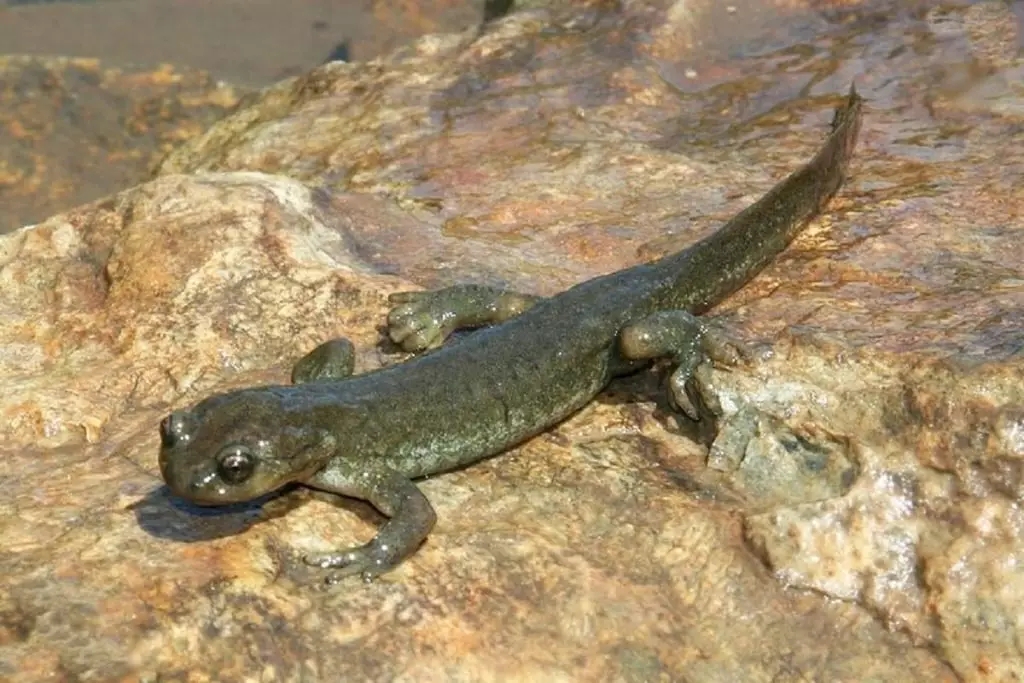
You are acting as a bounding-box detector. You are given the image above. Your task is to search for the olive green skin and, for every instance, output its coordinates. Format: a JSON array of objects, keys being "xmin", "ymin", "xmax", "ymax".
[{"xmin": 159, "ymin": 89, "xmax": 863, "ymax": 580}]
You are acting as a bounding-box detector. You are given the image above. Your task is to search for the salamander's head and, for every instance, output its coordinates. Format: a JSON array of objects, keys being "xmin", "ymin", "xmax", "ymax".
[{"xmin": 158, "ymin": 389, "xmax": 337, "ymax": 505}]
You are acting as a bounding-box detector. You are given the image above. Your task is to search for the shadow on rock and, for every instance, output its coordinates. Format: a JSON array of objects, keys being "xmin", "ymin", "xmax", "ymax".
[{"xmin": 131, "ymin": 484, "xmax": 296, "ymax": 543}]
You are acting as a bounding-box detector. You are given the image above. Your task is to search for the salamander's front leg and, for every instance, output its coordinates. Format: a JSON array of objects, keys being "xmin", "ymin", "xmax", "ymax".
[
  {"xmin": 387, "ymin": 285, "xmax": 540, "ymax": 352},
  {"xmin": 619, "ymin": 311, "xmax": 742, "ymax": 420},
  {"xmin": 292, "ymin": 338, "xmax": 356, "ymax": 383},
  {"xmin": 303, "ymin": 465, "xmax": 437, "ymax": 582}
]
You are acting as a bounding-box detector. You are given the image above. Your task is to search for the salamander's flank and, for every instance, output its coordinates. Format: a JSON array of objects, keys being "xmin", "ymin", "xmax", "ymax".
[{"xmin": 159, "ymin": 88, "xmax": 863, "ymax": 582}]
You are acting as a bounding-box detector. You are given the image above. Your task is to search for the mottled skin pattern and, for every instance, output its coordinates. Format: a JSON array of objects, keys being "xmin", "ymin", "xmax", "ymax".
[{"xmin": 159, "ymin": 89, "xmax": 863, "ymax": 581}]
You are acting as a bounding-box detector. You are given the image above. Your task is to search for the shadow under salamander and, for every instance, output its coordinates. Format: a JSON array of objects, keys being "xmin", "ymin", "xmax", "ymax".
[
  {"xmin": 134, "ymin": 482, "xmax": 384, "ymax": 544},
  {"xmin": 132, "ymin": 485, "xmax": 295, "ymax": 543}
]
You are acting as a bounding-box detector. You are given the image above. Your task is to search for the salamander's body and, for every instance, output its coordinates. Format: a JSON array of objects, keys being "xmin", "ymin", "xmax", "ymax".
[{"xmin": 159, "ymin": 89, "xmax": 863, "ymax": 580}]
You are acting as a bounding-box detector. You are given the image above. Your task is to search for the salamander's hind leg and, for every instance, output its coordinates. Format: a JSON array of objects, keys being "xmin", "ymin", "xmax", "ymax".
[
  {"xmin": 619, "ymin": 311, "xmax": 743, "ymax": 420},
  {"xmin": 292, "ymin": 338, "xmax": 356, "ymax": 383},
  {"xmin": 387, "ymin": 285, "xmax": 540, "ymax": 352}
]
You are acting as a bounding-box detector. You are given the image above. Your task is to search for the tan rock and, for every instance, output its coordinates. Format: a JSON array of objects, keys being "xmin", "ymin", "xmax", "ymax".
[{"xmin": 2, "ymin": 0, "xmax": 1021, "ymax": 680}]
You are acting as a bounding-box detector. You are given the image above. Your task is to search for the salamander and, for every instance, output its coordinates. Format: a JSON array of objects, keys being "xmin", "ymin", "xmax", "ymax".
[{"xmin": 159, "ymin": 88, "xmax": 863, "ymax": 580}]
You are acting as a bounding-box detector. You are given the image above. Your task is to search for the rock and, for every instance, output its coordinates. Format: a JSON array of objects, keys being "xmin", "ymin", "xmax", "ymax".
[
  {"xmin": 2, "ymin": 0, "xmax": 1021, "ymax": 680},
  {"xmin": 321, "ymin": 41, "xmax": 351, "ymax": 64},
  {"xmin": 0, "ymin": 56, "xmax": 246, "ymax": 236}
]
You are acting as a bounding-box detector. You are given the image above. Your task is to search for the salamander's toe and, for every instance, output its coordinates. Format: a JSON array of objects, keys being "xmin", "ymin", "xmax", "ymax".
[
  {"xmin": 305, "ymin": 544, "xmax": 396, "ymax": 584},
  {"xmin": 699, "ymin": 320, "xmax": 749, "ymax": 368},
  {"xmin": 385, "ymin": 289, "xmax": 462, "ymax": 352},
  {"xmin": 386, "ymin": 307, "xmax": 448, "ymax": 351}
]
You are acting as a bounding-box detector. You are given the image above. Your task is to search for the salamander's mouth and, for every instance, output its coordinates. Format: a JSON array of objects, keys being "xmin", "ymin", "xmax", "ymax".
[
  {"xmin": 179, "ymin": 496, "xmax": 225, "ymax": 507},
  {"xmin": 158, "ymin": 448, "xmax": 180, "ymax": 491}
]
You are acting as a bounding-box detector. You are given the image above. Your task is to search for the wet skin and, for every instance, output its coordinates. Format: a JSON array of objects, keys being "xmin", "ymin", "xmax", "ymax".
[{"xmin": 159, "ymin": 88, "xmax": 863, "ymax": 581}]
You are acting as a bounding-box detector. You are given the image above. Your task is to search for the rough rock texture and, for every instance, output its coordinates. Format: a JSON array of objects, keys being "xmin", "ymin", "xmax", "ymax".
[
  {"xmin": 0, "ymin": 56, "xmax": 246, "ymax": 235},
  {"xmin": 1, "ymin": 0, "xmax": 1022, "ymax": 681}
]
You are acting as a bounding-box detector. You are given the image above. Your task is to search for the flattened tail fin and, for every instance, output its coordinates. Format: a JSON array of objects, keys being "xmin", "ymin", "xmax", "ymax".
[
  {"xmin": 816, "ymin": 83, "xmax": 864, "ymax": 205},
  {"xmin": 834, "ymin": 83, "xmax": 863, "ymax": 133}
]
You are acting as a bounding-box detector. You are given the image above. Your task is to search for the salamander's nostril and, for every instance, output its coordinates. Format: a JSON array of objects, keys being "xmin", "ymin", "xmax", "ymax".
[{"xmin": 160, "ymin": 411, "xmax": 195, "ymax": 448}]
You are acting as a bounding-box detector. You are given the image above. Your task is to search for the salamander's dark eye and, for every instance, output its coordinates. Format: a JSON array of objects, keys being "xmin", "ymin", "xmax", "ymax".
[
  {"xmin": 216, "ymin": 445, "xmax": 255, "ymax": 484},
  {"xmin": 160, "ymin": 412, "xmax": 195, "ymax": 448}
]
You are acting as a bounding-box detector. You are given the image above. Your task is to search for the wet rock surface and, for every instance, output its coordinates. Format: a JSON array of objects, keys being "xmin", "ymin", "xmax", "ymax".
[
  {"xmin": 0, "ymin": 56, "xmax": 245, "ymax": 236},
  {"xmin": 0, "ymin": 0, "xmax": 493, "ymax": 85},
  {"xmin": 1, "ymin": 0, "xmax": 1022, "ymax": 680}
]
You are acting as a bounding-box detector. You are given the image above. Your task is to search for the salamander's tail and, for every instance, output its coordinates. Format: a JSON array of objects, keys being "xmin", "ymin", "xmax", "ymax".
[
  {"xmin": 816, "ymin": 84, "xmax": 863, "ymax": 201},
  {"xmin": 661, "ymin": 85, "xmax": 864, "ymax": 313}
]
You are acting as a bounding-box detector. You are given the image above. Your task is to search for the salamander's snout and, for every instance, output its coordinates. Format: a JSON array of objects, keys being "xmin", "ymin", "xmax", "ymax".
[
  {"xmin": 159, "ymin": 410, "xmax": 201, "ymax": 499},
  {"xmin": 160, "ymin": 411, "xmax": 196, "ymax": 449}
]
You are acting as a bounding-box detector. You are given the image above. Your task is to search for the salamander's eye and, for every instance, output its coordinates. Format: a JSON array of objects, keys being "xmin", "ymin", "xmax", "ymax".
[
  {"xmin": 216, "ymin": 445, "xmax": 256, "ymax": 484},
  {"xmin": 160, "ymin": 412, "xmax": 195, "ymax": 448}
]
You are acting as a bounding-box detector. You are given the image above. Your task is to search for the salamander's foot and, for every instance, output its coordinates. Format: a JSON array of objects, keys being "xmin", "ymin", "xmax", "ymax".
[
  {"xmin": 304, "ymin": 541, "xmax": 399, "ymax": 583},
  {"xmin": 386, "ymin": 285, "xmax": 540, "ymax": 352},
  {"xmin": 666, "ymin": 323, "xmax": 744, "ymax": 419},
  {"xmin": 386, "ymin": 290, "xmax": 457, "ymax": 352},
  {"xmin": 292, "ymin": 338, "xmax": 356, "ymax": 383},
  {"xmin": 619, "ymin": 311, "xmax": 745, "ymax": 420}
]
